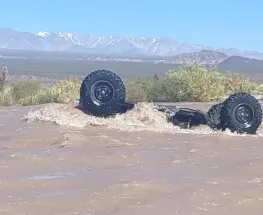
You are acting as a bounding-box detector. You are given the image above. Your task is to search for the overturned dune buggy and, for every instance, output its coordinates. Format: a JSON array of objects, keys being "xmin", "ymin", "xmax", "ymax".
[{"xmin": 78, "ymin": 69, "xmax": 263, "ymax": 134}]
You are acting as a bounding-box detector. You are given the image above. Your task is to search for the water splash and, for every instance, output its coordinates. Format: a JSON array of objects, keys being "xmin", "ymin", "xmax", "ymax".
[{"xmin": 22, "ymin": 103, "xmax": 263, "ymax": 138}]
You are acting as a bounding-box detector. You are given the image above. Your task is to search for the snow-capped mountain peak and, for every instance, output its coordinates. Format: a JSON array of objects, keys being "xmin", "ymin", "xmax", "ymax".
[
  {"xmin": 36, "ymin": 31, "xmax": 50, "ymax": 37},
  {"xmin": 0, "ymin": 28, "xmax": 262, "ymax": 59},
  {"xmin": 34, "ymin": 31, "xmax": 202, "ymax": 55}
]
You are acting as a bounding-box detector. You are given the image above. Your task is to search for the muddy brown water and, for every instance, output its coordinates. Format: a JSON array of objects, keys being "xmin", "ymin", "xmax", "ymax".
[{"xmin": 1, "ymin": 101, "xmax": 263, "ymax": 215}]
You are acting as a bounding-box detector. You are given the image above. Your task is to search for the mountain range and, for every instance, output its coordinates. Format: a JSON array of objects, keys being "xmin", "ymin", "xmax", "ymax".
[{"xmin": 1, "ymin": 28, "xmax": 263, "ymax": 61}]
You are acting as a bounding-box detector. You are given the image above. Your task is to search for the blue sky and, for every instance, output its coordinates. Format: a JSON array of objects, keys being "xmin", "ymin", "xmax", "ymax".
[{"xmin": 1, "ymin": 0, "xmax": 263, "ymax": 50}]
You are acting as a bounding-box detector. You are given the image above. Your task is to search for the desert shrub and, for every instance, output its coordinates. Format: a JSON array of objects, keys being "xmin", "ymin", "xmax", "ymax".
[
  {"xmin": 11, "ymin": 80, "xmax": 44, "ymax": 105},
  {"xmin": 163, "ymin": 63, "xmax": 226, "ymax": 102},
  {"xmin": 254, "ymin": 83, "xmax": 263, "ymax": 95},
  {"xmin": 47, "ymin": 77, "xmax": 81, "ymax": 103},
  {"xmin": 126, "ymin": 63, "xmax": 226, "ymax": 102},
  {"xmin": 0, "ymin": 85, "xmax": 14, "ymax": 106},
  {"xmin": 18, "ymin": 88, "xmax": 54, "ymax": 106},
  {"xmin": 0, "ymin": 77, "xmax": 81, "ymax": 106},
  {"xmin": 222, "ymin": 71, "xmax": 254, "ymax": 94},
  {"xmin": 125, "ymin": 77, "xmax": 166, "ymax": 102},
  {"xmin": 125, "ymin": 63, "xmax": 263, "ymax": 103},
  {"xmin": 125, "ymin": 80, "xmax": 148, "ymax": 102}
]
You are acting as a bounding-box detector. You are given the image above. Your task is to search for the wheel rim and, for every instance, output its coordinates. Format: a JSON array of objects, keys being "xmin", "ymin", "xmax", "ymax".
[
  {"xmin": 91, "ymin": 81, "xmax": 114, "ymax": 104},
  {"xmin": 234, "ymin": 104, "xmax": 254, "ymax": 128}
]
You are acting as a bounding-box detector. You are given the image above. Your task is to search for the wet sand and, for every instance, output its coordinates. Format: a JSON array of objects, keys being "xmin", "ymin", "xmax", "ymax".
[{"xmin": 1, "ymin": 102, "xmax": 263, "ymax": 215}]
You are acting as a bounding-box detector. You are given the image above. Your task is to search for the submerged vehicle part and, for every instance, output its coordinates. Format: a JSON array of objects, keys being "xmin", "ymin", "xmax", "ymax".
[
  {"xmin": 79, "ymin": 69, "xmax": 263, "ymax": 134},
  {"xmin": 157, "ymin": 105, "xmax": 208, "ymax": 129}
]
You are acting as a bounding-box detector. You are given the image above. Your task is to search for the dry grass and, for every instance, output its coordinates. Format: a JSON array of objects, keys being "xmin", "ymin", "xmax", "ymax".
[
  {"xmin": 0, "ymin": 63, "xmax": 263, "ymax": 106},
  {"xmin": 0, "ymin": 77, "xmax": 82, "ymax": 106}
]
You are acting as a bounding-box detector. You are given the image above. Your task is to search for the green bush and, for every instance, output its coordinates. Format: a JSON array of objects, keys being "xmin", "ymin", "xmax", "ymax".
[
  {"xmin": 164, "ymin": 63, "xmax": 225, "ymax": 102},
  {"xmin": 47, "ymin": 77, "xmax": 81, "ymax": 103},
  {"xmin": 222, "ymin": 71, "xmax": 254, "ymax": 94},
  {"xmin": 126, "ymin": 63, "xmax": 228, "ymax": 102}
]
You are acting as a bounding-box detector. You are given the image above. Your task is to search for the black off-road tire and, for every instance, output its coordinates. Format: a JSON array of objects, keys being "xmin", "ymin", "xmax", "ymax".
[
  {"xmin": 220, "ymin": 92, "xmax": 262, "ymax": 134},
  {"xmin": 206, "ymin": 103, "xmax": 223, "ymax": 130},
  {"xmin": 79, "ymin": 70, "xmax": 126, "ymax": 117}
]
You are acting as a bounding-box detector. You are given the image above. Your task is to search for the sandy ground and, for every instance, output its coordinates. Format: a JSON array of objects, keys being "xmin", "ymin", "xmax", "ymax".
[{"xmin": 1, "ymin": 102, "xmax": 263, "ymax": 215}]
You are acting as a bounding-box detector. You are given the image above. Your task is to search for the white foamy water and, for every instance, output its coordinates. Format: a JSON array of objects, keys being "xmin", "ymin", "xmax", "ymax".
[{"xmin": 22, "ymin": 102, "xmax": 263, "ymax": 138}]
